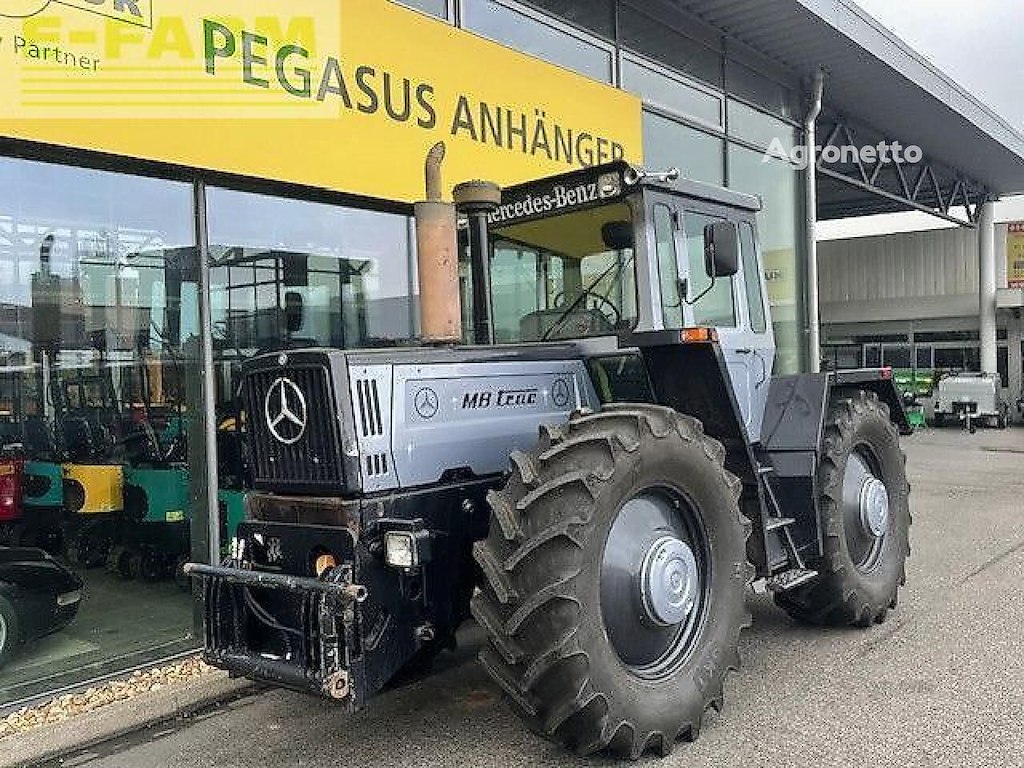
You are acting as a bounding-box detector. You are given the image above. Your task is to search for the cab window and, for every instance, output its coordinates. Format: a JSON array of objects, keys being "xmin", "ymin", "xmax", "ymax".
[
  {"xmin": 490, "ymin": 245, "xmax": 566, "ymax": 343},
  {"xmin": 740, "ymin": 222, "xmax": 767, "ymax": 333},
  {"xmin": 487, "ymin": 202, "xmax": 638, "ymax": 342},
  {"xmin": 653, "ymin": 204, "xmax": 684, "ymax": 329},
  {"xmin": 683, "ymin": 211, "xmax": 737, "ymax": 328}
]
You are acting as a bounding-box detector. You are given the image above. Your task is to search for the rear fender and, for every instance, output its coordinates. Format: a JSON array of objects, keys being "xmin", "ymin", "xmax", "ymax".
[
  {"xmin": 831, "ymin": 369, "xmax": 912, "ymax": 435},
  {"xmin": 759, "ymin": 369, "xmax": 911, "ymax": 569}
]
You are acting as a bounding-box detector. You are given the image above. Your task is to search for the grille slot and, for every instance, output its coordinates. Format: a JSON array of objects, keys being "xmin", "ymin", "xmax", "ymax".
[
  {"xmin": 354, "ymin": 378, "xmax": 383, "ymax": 437},
  {"xmin": 243, "ymin": 364, "xmax": 345, "ymax": 491},
  {"xmin": 364, "ymin": 452, "xmax": 389, "ymax": 477},
  {"xmin": 347, "ymin": 365, "xmax": 396, "ymax": 492}
]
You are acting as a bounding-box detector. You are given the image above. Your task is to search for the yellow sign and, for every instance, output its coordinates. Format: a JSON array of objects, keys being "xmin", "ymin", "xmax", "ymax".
[
  {"xmin": 1008, "ymin": 223, "xmax": 1024, "ymax": 289},
  {"xmin": 0, "ymin": 0, "xmax": 642, "ymax": 202}
]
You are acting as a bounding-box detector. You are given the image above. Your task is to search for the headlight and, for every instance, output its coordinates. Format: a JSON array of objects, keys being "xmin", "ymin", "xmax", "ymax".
[
  {"xmin": 384, "ymin": 532, "xmax": 417, "ymax": 569},
  {"xmin": 57, "ymin": 590, "xmax": 82, "ymax": 607},
  {"xmin": 384, "ymin": 529, "xmax": 432, "ymax": 570}
]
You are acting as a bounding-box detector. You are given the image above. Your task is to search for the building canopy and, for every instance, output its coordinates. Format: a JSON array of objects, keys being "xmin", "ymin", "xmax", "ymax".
[{"xmin": 674, "ymin": 0, "xmax": 1024, "ymax": 224}]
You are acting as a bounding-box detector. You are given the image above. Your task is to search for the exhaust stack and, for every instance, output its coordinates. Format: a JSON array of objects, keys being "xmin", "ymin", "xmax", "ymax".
[
  {"xmin": 453, "ymin": 179, "xmax": 502, "ymax": 346},
  {"xmin": 414, "ymin": 142, "xmax": 461, "ymax": 344}
]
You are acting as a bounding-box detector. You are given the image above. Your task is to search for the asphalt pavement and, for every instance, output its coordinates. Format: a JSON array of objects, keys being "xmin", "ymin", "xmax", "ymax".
[{"xmin": 50, "ymin": 426, "xmax": 1024, "ymax": 768}]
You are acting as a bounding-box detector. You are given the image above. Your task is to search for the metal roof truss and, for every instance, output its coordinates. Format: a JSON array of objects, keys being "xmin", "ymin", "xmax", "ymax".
[{"xmin": 816, "ymin": 114, "xmax": 988, "ymax": 226}]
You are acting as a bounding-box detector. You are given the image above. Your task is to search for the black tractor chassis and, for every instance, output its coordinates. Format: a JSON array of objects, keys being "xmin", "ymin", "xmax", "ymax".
[
  {"xmin": 632, "ymin": 335, "xmax": 908, "ymax": 582},
  {"xmin": 191, "ymin": 477, "xmax": 494, "ymax": 709}
]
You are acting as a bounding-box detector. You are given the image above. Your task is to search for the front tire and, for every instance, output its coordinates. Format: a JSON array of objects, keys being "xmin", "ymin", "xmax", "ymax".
[
  {"xmin": 473, "ymin": 405, "xmax": 751, "ymax": 758},
  {"xmin": 776, "ymin": 390, "xmax": 911, "ymax": 627}
]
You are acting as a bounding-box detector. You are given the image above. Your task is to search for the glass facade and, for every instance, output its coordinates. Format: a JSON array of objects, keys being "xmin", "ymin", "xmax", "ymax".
[
  {"xmin": 0, "ymin": 0, "xmax": 811, "ymax": 705},
  {"xmin": 618, "ymin": 1, "xmax": 722, "ymax": 87},
  {"xmin": 0, "ymin": 158, "xmax": 199, "ymax": 704},
  {"xmin": 623, "ymin": 58, "xmax": 722, "ymax": 129},
  {"xmin": 728, "ymin": 101, "xmax": 799, "ymax": 157},
  {"xmin": 643, "ymin": 112, "xmax": 725, "ymax": 186},
  {"xmin": 728, "ymin": 147, "xmax": 803, "ymax": 373},
  {"xmin": 461, "ymin": 0, "xmax": 613, "ymax": 81},
  {"xmin": 206, "ymin": 188, "xmax": 417, "ymax": 359}
]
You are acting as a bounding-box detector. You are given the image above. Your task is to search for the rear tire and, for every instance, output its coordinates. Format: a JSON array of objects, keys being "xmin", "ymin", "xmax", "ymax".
[
  {"xmin": 775, "ymin": 390, "xmax": 910, "ymax": 627},
  {"xmin": 72, "ymin": 528, "xmax": 111, "ymax": 569},
  {"xmin": 0, "ymin": 596, "xmax": 20, "ymax": 670},
  {"xmin": 473, "ymin": 405, "xmax": 751, "ymax": 758},
  {"xmin": 108, "ymin": 546, "xmax": 134, "ymax": 579}
]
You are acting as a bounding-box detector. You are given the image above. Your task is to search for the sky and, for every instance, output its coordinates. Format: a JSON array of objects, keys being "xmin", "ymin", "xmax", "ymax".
[
  {"xmin": 819, "ymin": 0, "xmax": 1024, "ymax": 239},
  {"xmin": 853, "ymin": 0, "xmax": 1024, "ymax": 130}
]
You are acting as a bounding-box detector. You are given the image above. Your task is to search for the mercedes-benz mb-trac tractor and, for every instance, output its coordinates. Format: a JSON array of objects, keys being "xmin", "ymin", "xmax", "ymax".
[{"xmin": 188, "ymin": 154, "xmax": 911, "ymax": 759}]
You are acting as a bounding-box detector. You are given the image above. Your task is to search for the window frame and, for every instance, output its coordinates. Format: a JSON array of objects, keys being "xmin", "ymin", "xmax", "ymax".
[
  {"xmin": 739, "ymin": 219, "xmax": 768, "ymax": 334},
  {"xmin": 679, "ymin": 207, "xmax": 739, "ymax": 330},
  {"xmin": 651, "ymin": 201, "xmax": 684, "ymax": 329},
  {"xmin": 457, "ymin": 0, "xmax": 616, "ymax": 82}
]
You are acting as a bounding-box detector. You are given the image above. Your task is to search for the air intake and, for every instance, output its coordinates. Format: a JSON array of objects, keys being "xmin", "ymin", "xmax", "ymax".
[
  {"xmin": 347, "ymin": 364, "xmax": 396, "ymax": 493},
  {"xmin": 354, "ymin": 378, "xmax": 384, "ymax": 437},
  {"xmin": 364, "ymin": 452, "xmax": 389, "ymax": 477}
]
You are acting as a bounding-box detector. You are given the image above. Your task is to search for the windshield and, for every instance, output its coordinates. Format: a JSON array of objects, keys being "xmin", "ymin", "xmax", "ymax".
[{"xmin": 485, "ymin": 201, "xmax": 637, "ymax": 343}]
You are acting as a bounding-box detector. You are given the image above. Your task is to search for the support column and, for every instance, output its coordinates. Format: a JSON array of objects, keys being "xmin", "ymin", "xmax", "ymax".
[
  {"xmin": 1009, "ymin": 311, "xmax": 1023, "ymax": 423},
  {"xmin": 978, "ymin": 201, "xmax": 998, "ymax": 375}
]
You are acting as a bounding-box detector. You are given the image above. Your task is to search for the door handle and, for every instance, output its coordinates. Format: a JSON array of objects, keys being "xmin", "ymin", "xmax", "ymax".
[
  {"xmin": 735, "ymin": 348, "xmax": 753, "ymax": 355},
  {"xmin": 755, "ymin": 352, "xmax": 768, "ymax": 386}
]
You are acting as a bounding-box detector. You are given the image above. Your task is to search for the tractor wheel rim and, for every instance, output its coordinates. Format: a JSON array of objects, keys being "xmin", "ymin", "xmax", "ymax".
[
  {"xmin": 640, "ymin": 536, "xmax": 698, "ymax": 626},
  {"xmin": 859, "ymin": 476, "xmax": 890, "ymax": 539},
  {"xmin": 600, "ymin": 489, "xmax": 708, "ymax": 678},
  {"xmin": 842, "ymin": 449, "xmax": 889, "ymax": 570}
]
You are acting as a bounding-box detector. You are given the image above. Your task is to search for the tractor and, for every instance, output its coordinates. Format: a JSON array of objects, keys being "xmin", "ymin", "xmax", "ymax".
[
  {"xmin": 187, "ymin": 154, "xmax": 911, "ymax": 759},
  {"xmin": 52, "ymin": 370, "xmax": 126, "ymax": 569},
  {"xmin": 108, "ymin": 417, "xmax": 190, "ymax": 582},
  {"xmin": 0, "ymin": 419, "xmax": 65, "ymax": 554}
]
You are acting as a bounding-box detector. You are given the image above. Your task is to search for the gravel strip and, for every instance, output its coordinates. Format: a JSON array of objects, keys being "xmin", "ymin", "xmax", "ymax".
[{"xmin": 0, "ymin": 656, "xmax": 214, "ymax": 741}]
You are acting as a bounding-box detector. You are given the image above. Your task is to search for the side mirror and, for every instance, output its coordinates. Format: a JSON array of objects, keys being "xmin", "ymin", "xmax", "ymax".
[{"xmin": 704, "ymin": 221, "xmax": 740, "ymax": 278}]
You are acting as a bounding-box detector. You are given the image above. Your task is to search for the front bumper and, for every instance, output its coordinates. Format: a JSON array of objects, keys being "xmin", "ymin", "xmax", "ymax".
[
  {"xmin": 188, "ymin": 480, "xmax": 493, "ymax": 710},
  {"xmin": 186, "ymin": 515, "xmax": 442, "ymax": 710},
  {"xmin": 186, "ymin": 560, "xmax": 366, "ymax": 701}
]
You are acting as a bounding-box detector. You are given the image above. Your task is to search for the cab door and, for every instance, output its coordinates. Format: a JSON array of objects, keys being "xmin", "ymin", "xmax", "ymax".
[
  {"xmin": 730, "ymin": 219, "xmax": 775, "ymax": 443},
  {"xmin": 677, "ymin": 210, "xmax": 774, "ymax": 443}
]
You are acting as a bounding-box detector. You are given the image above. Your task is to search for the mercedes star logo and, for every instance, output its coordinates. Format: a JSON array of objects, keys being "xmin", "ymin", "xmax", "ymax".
[
  {"xmin": 551, "ymin": 378, "xmax": 571, "ymax": 409},
  {"xmin": 414, "ymin": 387, "xmax": 439, "ymax": 419},
  {"xmin": 264, "ymin": 377, "xmax": 308, "ymax": 445}
]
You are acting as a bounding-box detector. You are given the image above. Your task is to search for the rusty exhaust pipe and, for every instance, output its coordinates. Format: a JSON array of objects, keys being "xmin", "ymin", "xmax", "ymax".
[{"xmin": 414, "ymin": 142, "xmax": 461, "ymax": 344}]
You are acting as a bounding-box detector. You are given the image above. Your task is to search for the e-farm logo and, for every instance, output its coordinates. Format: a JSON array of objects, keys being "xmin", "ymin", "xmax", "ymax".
[
  {"xmin": 1, "ymin": 2, "xmax": 332, "ymax": 119},
  {"xmin": 0, "ymin": 0, "xmax": 152, "ymax": 27}
]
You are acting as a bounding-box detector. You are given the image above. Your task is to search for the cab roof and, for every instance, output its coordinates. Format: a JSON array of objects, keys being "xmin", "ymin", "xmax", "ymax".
[{"xmin": 493, "ymin": 162, "xmax": 761, "ymax": 231}]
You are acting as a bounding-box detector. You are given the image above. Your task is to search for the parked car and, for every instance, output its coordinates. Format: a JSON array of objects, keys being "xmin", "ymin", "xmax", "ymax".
[{"xmin": 0, "ymin": 547, "xmax": 83, "ymax": 669}]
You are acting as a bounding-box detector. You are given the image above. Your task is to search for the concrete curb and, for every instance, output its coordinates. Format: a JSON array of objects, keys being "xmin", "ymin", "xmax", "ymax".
[{"xmin": 0, "ymin": 674, "xmax": 260, "ymax": 768}]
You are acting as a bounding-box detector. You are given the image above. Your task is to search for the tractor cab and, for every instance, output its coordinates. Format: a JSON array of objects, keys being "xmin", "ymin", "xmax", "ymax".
[{"xmin": 473, "ymin": 162, "xmax": 775, "ymax": 441}]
